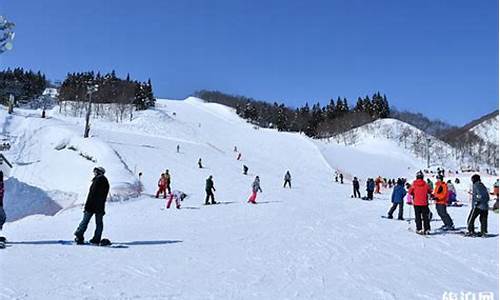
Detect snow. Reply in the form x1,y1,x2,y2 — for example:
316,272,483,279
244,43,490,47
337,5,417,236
0,99,498,299
471,114,499,146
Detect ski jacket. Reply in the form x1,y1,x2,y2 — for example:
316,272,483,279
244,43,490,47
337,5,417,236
205,178,215,192
284,173,291,181
447,182,456,195
171,190,185,200
158,177,167,187
252,179,262,193
391,184,406,203
408,179,431,206
472,182,490,211
366,180,375,192
352,179,359,189
84,174,110,214
433,181,448,205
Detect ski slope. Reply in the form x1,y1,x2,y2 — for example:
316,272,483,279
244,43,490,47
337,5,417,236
0,98,498,299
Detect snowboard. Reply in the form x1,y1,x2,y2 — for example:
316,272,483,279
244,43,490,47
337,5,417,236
61,238,128,248
381,216,406,221
0,237,6,249
460,231,499,238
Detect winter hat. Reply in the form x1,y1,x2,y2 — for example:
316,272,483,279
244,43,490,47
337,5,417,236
416,171,424,179
94,166,106,175
471,174,481,184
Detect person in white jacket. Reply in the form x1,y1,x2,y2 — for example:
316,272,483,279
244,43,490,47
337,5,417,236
166,190,187,209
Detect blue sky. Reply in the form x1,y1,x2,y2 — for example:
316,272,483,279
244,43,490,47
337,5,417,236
0,0,497,125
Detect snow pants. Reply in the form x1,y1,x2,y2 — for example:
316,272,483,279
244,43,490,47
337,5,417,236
75,211,104,241
156,186,167,198
248,191,257,203
388,202,403,219
414,205,430,232
283,180,291,188
436,204,454,228
467,207,488,234
166,194,180,209
205,190,215,204
367,190,374,200
353,187,361,198
0,206,5,231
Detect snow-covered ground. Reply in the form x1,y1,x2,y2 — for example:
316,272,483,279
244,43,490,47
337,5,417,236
471,114,499,146
0,98,498,299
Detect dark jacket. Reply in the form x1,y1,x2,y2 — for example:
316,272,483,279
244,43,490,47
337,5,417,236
0,181,4,207
472,182,490,210
352,179,359,189
367,179,375,192
391,184,406,203
205,178,215,192
84,174,110,214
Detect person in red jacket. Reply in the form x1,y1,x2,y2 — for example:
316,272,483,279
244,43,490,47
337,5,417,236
155,173,167,198
433,175,454,230
375,176,382,194
408,171,433,234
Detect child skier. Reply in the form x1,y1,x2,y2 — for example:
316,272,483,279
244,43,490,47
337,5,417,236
156,173,167,198
248,176,262,204
165,190,187,209
387,179,405,220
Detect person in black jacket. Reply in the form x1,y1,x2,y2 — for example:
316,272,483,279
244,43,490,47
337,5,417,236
352,177,361,198
74,167,110,245
205,175,216,205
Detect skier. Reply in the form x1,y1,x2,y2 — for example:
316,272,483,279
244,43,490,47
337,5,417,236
0,171,5,234
366,178,375,200
164,169,171,194
339,173,344,184
375,176,382,194
165,190,187,209
74,167,110,245
352,177,361,198
198,158,203,169
387,178,405,220
492,179,499,211
433,175,454,230
283,171,291,188
205,175,216,205
408,171,432,235
176,145,180,153
335,171,338,182
155,173,167,198
466,174,490,236
243,165,248,175
234,146,238,152
248,176,262,204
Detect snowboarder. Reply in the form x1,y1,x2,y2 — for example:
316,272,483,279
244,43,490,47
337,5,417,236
165,190,187,209
387,178,405,220
339,173,344,184
0,171,5,234
164,169,171,194
408,171,432,235
74,167,110,245
237,153,242,160
283,171,291,188
205,175,216,205
243,165,248,175
156,173,167,198
366,178,375,200
466,174,490,236
198,158,203,169
176,145,180,153
352,177,361,198
334,171,338,182
248,176,262,204
433,175,454,230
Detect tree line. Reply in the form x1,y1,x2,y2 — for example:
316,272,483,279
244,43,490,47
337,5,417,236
0,68,47,105
194,90,390,138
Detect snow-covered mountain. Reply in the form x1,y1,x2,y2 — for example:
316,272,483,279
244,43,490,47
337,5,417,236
0,98,497,299
469,111,499,146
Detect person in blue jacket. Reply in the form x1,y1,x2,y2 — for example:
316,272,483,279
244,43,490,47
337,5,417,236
387,178,405,220
366,178,375,200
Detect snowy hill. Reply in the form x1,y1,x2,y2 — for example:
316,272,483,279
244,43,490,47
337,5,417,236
0,98,498,299
470,112,499,146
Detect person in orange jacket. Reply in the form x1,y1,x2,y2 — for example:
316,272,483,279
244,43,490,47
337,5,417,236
408,171,433,234
433,175,454,230
155,173,167,198
375,176,382,194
